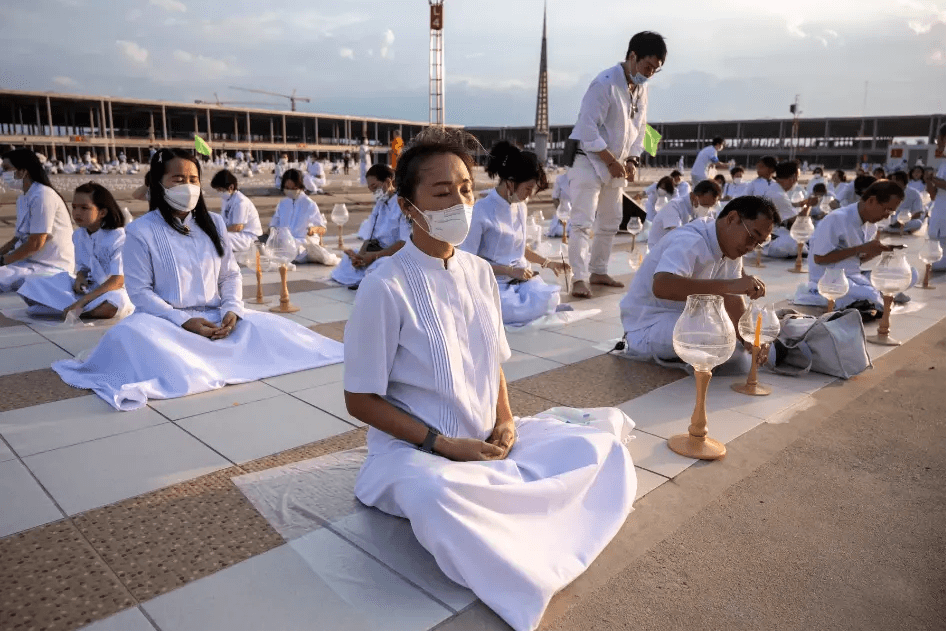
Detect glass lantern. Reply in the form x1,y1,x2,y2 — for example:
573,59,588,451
867,251,913,346
331,203,349,249
732,301,781,396
268,227,300,313
788,214,815,273
626,216,643,251
918,239,943,289
817,268,850,310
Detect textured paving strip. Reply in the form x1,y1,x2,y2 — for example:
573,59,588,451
0,368,90,414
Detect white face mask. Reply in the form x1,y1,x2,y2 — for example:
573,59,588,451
373,188,387,203
732,177,742,185
409,200,474,246
219,191,232,202
163,183,201,213
694,205,713,218
284,189,300,200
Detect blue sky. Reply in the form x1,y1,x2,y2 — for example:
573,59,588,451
1,0,944,126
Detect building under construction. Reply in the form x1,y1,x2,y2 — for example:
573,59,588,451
0,89,455,164
467,114,946,169
0,88,942,169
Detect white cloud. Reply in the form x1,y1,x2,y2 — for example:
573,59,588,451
171,49,236,77
787,19,807,38
149,0,186,12
380,29,395,58
52,76,77,87
339,47,354,59
116,40,148,64
928,49,945,65
909,20,934,33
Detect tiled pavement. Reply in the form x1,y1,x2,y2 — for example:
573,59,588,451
1,229,945,631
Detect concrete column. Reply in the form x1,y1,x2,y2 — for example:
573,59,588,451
161,105,168,141
206,108,212,142
100,100,110,161
281,115,287,144
89,108,95,138
149,112,155,142
46,96,56,158
107,100,116,160
270,118,274,144
246,111,252,153
871,118,878,150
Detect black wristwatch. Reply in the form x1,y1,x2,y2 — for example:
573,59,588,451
419,427,441,454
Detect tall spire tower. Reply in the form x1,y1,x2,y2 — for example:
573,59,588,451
534,2,550,163
429,1,445,126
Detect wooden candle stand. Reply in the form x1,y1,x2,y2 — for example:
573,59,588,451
747,248,765,268
825,298,835,312
269,264,300,314
631,234,637,252
788,242,806,273
253,250,267,304
866,294,899,346
561,221,568,245
336,225,345,250
919,263,935,290
668,370,727,460
730,345,772,396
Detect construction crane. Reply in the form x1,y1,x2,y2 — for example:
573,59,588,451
228,87,311,111
194,93,281,107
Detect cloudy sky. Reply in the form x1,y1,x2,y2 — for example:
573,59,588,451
1,0,944,127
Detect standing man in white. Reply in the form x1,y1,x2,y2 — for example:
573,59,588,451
567,31,666,299
691,136,727,186
928,124,946,272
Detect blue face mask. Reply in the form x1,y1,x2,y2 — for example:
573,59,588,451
630,72,648,86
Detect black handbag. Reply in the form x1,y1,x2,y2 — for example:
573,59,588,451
562,138,581,167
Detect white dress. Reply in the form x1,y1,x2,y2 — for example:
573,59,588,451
345,239,636,631
17,227,133,318
331,193,408,287
221,191,263,255
270,194,337,265
53,210,344,411
0,183,75,292
459,189,560,325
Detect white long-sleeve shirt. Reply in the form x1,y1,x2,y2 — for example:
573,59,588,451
270,194,325,240
459,189,529,281
222,191,263,237
123,210,244,327
13,182,75,272
73,227,124,285
569,63,647,184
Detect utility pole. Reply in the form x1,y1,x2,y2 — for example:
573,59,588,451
429,1,445,126
789,94,801,161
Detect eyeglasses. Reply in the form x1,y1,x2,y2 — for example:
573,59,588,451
741,217,770,247
638,59,663,77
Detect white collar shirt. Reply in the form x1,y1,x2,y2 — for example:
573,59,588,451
807,203,873,283
15,182,75,272
764,181,799,222
270,193,325,239
459,189,529,276
73,227,125,286
648,195,694,248
691,145,719,182
223,191,263,237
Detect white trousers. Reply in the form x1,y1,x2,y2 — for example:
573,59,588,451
0,262,66,293
567,155,623,282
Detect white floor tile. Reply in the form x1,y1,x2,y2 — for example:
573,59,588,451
634,466,669,501
276,312,320,327
0,395,166,457
505,329,604,365
23,423,230,515
0,341,72,376
293,382,363,427
312,286,358,304
555,318,626,344
149,381,283,421
624,431,697,479
501,352,562,382
0,325,46,349
176,395,355,464
263,363,345,393
295,301,353,324
34,326,111,357
291,290,348,308
329,510,477,613
0,438,14,462
0,459,64,537
76,607,157,631
143,531,451,631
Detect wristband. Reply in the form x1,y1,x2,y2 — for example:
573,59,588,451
419,426,441,454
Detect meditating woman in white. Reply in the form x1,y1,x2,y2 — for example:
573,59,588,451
269,168,338,266
344,129,636,631
331,164,408,288
53,149,344,411
18,182,132,320
0,149,75,292
459,141,570,326
210,169,263,258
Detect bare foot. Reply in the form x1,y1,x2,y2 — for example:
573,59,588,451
571,280,592,298
589,273,625,288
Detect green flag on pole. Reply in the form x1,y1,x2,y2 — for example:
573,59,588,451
194,134,212,156
643,124,662,157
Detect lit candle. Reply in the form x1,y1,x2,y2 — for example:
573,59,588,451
753,313,762,347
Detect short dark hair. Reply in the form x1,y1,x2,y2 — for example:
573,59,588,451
693,179,721,197
656,175,675,195
758,156,777,171
210,169,239,190
717,195,780,224
73,181,125,229
812,182,828,195
670,169,683,178
280,168,305,191
730,166,744,176
853,174,876,196
394,127,481,202
712,136,725,147
714,174,726,185
366,163,394,182
889,171,908,186
861,180,904,204
872,167,886,178
626,31,667,63
774,161,799,179
834,169,847,182
812,166,824,175
2,148,66,205
485,141,548,191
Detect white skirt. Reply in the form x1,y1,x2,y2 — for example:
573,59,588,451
53,309,345,411
17,272,134,318
498,276,561,326
354,408,636,631
0,261,65,293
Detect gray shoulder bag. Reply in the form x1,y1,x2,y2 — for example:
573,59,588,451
770,308,872,380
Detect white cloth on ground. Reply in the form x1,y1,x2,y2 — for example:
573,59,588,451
52,210,343,409
344,239,635,631
460,189,560,324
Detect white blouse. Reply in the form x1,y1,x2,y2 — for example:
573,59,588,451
73,227,125,285
459,189,529,278
344,239,511,456
14,182,75,272
270,194,325,240
222,191,263,237
123,210,243,326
